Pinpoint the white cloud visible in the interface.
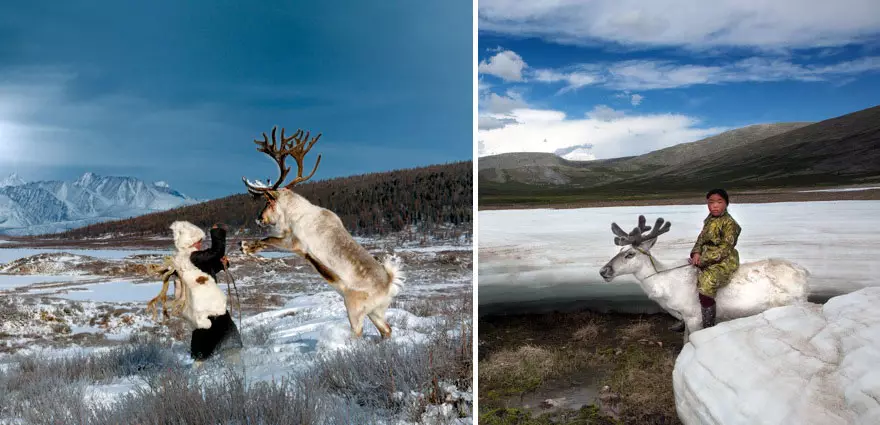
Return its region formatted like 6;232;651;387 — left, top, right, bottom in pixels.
630;93;644;106
478;49;528;81
478;115;518;130
478;0;880;50
477;107;729;159
533;68;601;92
481;89;528;114
602;56;880;90
487;51;880;91
586;105;626;122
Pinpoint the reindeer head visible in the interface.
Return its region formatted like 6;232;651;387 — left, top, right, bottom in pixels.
242;126;323;227
599;215;671;282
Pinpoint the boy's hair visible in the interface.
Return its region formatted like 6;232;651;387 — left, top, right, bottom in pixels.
706;188;730;204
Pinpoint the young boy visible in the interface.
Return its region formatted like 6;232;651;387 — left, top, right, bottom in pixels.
688;188;741;329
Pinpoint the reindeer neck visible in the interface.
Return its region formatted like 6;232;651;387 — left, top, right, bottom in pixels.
279;192;315;221
632;255;660;282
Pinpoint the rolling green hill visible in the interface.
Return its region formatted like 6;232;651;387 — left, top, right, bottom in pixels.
480;104;880;205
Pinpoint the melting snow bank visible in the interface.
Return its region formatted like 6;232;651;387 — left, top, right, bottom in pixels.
673;287;880;425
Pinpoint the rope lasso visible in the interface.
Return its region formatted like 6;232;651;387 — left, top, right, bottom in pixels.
221;257;243;330
632;246;694;280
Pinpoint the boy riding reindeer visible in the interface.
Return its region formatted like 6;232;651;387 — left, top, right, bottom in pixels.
239;126;405;339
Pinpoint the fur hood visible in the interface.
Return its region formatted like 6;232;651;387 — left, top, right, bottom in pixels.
170;221;205;252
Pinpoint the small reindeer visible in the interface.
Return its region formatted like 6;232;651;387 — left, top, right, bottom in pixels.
599;215;810;343
240;126;405;339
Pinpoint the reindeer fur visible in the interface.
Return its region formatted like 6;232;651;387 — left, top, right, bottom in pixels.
241;189;405;339
145;256;185;321
170;221;228;329
600;216;810;344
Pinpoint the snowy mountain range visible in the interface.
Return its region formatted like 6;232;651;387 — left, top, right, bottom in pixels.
554;143;597;161
0;172;200;236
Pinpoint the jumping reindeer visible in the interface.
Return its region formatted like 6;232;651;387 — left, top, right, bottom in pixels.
239;126;405;339
599;215;810;343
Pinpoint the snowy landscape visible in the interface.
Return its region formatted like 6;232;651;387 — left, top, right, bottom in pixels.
0;232;473;424
479;200;880;314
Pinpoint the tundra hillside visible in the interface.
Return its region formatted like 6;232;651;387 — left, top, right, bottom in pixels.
34;161;472;240
479;104;880;208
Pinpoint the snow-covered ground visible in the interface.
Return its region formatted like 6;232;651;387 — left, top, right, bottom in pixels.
479;200;880;311
0;248;164;264
797;186;880;193
0;236;473;424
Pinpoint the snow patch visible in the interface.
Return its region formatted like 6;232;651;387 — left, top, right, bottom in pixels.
673;287;880;425
479;200;880;308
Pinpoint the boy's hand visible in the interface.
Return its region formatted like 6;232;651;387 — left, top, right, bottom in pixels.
221;256;229;267
689;253;701;266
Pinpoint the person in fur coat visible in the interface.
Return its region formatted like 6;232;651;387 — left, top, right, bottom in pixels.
170;221;243;362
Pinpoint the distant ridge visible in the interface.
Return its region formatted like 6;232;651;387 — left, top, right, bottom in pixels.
49;161;473;239
480;104;880;204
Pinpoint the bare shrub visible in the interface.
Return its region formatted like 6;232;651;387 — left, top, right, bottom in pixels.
0;334;182;422
89;369;329;425
242;322;274;347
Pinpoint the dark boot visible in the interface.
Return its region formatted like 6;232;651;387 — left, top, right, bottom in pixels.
701;304;716;328
669;320;686;332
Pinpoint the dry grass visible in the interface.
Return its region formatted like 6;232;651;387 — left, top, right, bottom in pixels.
606;345;678;423
479;311;684;425
479;345;557;399
573;321;602;343
479;344;600;402
619;320;654;341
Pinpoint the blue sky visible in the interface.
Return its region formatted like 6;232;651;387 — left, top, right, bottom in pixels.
477;0;880;160
0;0;472;199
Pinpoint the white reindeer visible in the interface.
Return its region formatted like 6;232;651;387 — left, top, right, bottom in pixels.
598;215;810;343
239;126;405;339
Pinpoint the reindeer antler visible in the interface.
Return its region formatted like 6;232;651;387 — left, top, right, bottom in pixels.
610;215;671;247
283;129;322;189
242;126;323;195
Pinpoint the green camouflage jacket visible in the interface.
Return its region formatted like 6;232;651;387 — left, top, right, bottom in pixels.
691;211;741;266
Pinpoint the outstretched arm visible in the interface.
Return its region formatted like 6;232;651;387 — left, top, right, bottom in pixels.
191;225;227;275
701;220;741;265
241;230;305;257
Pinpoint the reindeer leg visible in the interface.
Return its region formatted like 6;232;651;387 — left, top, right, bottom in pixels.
343;292;368;339
170;274;187;317
367;304;392;340
241;234;293;255
146;271;172;322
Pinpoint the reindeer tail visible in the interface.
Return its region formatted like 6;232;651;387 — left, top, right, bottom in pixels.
382;254;406;297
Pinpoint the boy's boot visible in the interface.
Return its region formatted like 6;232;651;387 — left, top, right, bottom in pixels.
701;304;716;328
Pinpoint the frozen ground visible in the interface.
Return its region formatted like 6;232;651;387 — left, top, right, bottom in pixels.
479;200;880;314
797;186;880;193
0;235;473;424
